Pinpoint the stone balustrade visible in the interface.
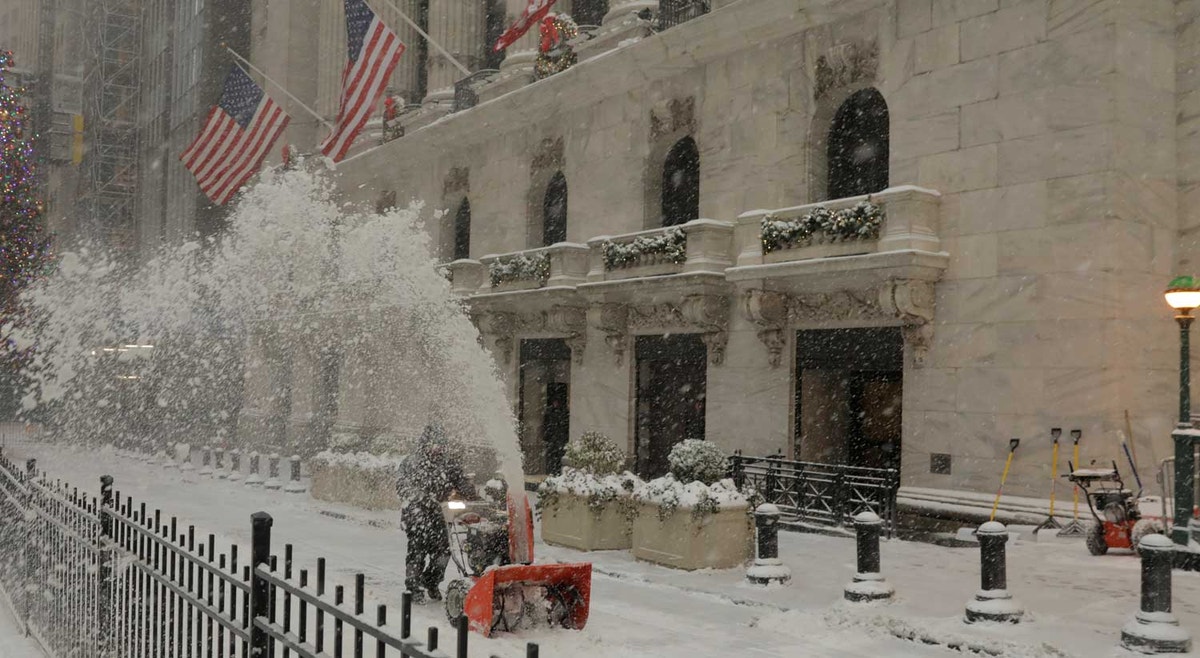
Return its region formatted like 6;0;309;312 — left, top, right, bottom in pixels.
471;243;591;293
585;218;734;282
734;185;942;268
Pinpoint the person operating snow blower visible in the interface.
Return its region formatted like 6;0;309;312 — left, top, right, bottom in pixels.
397;425;477;604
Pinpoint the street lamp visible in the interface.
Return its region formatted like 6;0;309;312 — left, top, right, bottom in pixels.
1165;275;1200;545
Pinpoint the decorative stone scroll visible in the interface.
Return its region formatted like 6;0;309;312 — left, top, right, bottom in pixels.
472;305;588;366
741;280;936;368
815;40;879;99
596;294;730;366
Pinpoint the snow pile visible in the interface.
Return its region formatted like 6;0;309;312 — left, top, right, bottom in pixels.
633;475;748;521
537;467;641;516
310;450;406;475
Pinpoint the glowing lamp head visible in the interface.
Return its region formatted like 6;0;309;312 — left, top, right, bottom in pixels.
447;500;467;510
1166;276;1200;311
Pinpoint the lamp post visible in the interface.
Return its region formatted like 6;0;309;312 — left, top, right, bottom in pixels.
1165;276;1200;545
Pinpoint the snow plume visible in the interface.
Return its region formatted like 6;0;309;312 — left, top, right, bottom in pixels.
14;167;524;495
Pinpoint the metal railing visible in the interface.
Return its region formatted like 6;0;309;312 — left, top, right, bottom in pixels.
453;69;500;113
0;448;543;658
658;0;710;30
728;452;900;537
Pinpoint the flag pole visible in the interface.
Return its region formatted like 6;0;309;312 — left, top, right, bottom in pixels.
223;45;336;132
369;0;472;77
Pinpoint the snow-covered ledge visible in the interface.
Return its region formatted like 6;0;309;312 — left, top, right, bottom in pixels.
735;186;943;268
478;243;591;293
446;258;484;295
585;218;734;283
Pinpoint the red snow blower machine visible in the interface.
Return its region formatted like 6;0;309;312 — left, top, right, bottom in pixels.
1064;460;1167;556
440;493;591;637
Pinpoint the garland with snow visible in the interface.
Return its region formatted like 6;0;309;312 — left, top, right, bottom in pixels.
488;252;551;287
601;227;687;270
761;200;884;254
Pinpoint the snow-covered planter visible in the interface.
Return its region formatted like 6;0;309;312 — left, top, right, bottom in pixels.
761;200;883;254
488;252;550;289
630;475;752;570
538;468;641;551
601;228;686;270
308;450;406;511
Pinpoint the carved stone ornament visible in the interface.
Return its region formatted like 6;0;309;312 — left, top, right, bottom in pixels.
596;303;630;366
788;290;886;324
815;40;880;99
443;166;469;196
603;295;730;366
880;280;936;366
743;290;789;368
546;305;587;364
649;96;697;140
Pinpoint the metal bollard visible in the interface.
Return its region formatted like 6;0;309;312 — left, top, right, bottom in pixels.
177;443;195;472
228;449;242;482
264;453;282;490
844;511;894;602
215;448;228;479
1121;534;1192;653
198;447;213;476
746;504;790;585
964;521;1023;623
245;452;264;486
283;455;306;493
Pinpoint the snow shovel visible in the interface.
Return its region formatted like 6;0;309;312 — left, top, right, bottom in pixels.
1035;429;1063;534
989;438;1021;522
1057;429;1088;538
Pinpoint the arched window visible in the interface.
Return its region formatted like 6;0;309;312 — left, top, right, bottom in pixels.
827;88;889;200
453;198;471;260
542;171;568;246
661;136;699;227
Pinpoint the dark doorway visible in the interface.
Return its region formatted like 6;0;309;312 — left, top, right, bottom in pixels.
453;198;471;260
827;88;889;200
635;334;707;477
518;339;571;476
543;170;568;246
572;0;609;26
661;136;699;227
794;327;902;471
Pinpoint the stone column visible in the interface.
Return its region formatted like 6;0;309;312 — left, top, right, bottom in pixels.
424;0;487;104
382;0;426;105
499;0;539;74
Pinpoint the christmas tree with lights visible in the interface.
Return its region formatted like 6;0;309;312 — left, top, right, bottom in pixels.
0;50;53;418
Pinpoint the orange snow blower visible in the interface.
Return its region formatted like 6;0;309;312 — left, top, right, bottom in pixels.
441;493;591;637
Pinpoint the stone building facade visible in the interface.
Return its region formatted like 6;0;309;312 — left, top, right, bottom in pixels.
247;0;1200;505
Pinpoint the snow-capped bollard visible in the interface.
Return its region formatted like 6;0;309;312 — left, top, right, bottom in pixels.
844;511;894;602
263;453;282;490
965;521;1023;623
228;450;242;482
283;455;306;493
177;443;194;472
1121;534;1192;653
198;447;213;476
215;448;228;479
746;504;790;585
244;452;264;486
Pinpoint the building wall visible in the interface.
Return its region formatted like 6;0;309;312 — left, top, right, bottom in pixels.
249;0;1191;501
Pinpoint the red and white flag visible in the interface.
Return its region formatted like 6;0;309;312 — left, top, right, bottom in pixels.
494;0;558;52
180;66;290;205
319;0;405;162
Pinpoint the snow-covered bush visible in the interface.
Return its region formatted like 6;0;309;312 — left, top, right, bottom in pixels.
537;467;642;519
601;227;686;269
488;252;550;287
668;439;727;486
761;200;883;253
633;474;748;522
562;431;627;476
310;450;406;477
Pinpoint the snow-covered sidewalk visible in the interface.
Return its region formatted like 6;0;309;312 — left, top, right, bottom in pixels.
10;442;1199;658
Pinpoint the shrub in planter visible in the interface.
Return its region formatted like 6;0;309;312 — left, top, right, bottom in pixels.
562;431;627;476
668;439;727;486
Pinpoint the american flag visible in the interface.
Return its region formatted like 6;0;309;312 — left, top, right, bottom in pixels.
180;66;290;205
494;0;558;52
319;0;405;162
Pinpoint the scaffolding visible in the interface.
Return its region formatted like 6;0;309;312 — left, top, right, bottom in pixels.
77;0;141;255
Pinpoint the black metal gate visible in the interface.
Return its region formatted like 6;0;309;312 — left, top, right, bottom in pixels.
729;452;900;536
658;0;710;30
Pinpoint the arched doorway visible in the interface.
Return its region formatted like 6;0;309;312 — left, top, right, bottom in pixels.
661;136;699;227
827;88;889;200
453;198;471;260
543;171;568;246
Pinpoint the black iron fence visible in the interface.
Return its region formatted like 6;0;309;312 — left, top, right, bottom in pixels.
453;70;500;113
0;449;542;658
728;452;900;537
658;0;710;30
